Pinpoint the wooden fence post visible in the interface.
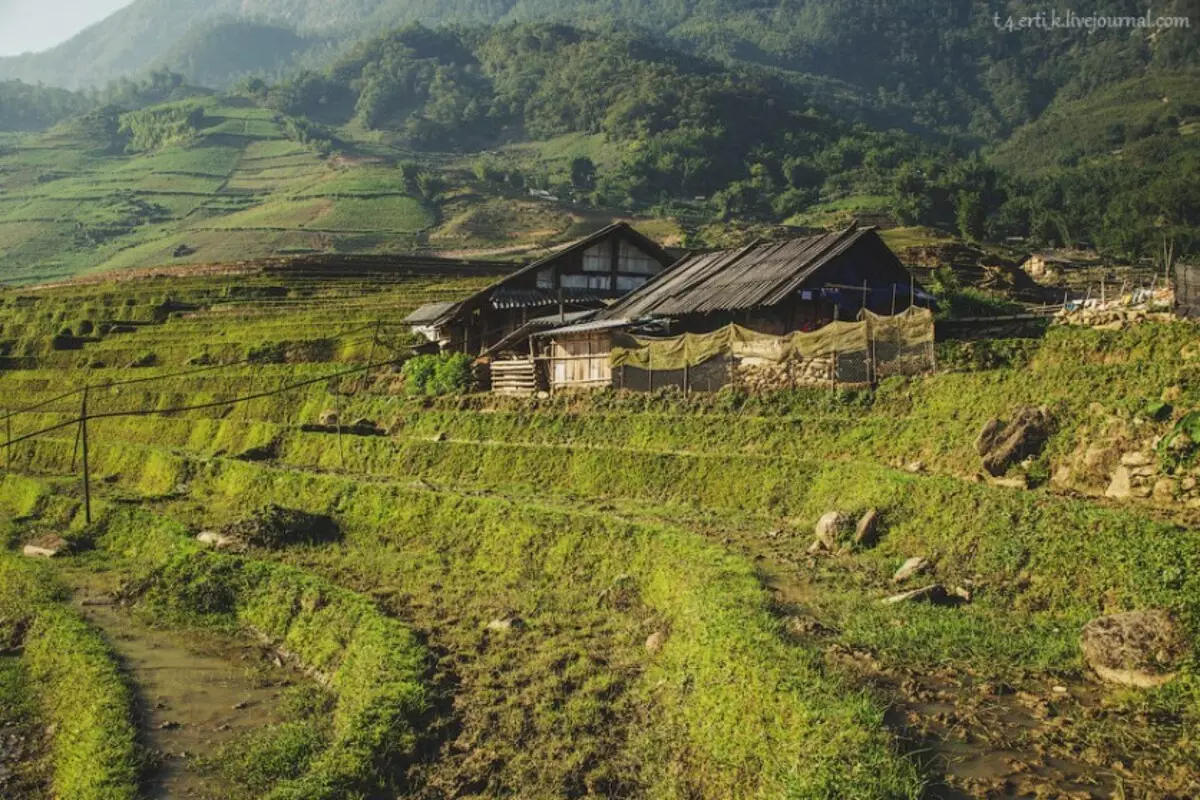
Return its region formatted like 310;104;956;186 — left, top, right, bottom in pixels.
359;320;381;393
334;382;345;469
81;386;92;525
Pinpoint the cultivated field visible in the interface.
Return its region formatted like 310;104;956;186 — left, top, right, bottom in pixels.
2;266;1200;798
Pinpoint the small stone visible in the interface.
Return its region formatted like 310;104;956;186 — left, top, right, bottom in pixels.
1153;478;1178;502
157;721;181;730
893;557;930;584
196;531;236;550
433;432;448;442
1051;685;1068;694
1120;451;1153;467
854;509;880;548
318;409;339;426
1105;466;1133;499
904;461;926;474
232;702;248;710
486;616;524;633
1181;477;1197;491
883;585;945;605
645;631;667;653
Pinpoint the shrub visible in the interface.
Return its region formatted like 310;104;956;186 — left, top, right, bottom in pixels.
401;354;473;397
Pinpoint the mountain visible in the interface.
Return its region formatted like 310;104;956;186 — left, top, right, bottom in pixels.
2;0;1197;143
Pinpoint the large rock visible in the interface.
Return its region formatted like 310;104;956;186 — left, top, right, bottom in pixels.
22;534;68;559
892;557;930;583
976;406;1053;477
814;511;850;549
1080;610;1185;688
854;509;880;548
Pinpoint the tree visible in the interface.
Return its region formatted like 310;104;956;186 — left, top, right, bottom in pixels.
570;156;597;191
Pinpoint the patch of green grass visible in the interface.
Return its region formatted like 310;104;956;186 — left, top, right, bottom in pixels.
97;507;430;800
0;555;140;800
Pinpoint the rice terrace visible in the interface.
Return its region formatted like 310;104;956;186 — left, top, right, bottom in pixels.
1;2;1200;800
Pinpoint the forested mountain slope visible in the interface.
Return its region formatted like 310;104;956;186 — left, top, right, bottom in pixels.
2;0;1196;142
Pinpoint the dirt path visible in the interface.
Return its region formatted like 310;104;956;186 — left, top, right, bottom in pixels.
74;598;295;799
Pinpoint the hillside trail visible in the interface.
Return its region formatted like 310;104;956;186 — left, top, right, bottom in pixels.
67;571;296;799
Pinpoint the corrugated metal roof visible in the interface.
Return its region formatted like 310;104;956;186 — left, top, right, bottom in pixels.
490;288;615;310
532;318;635;337
599;225;907;320
403;301;460;325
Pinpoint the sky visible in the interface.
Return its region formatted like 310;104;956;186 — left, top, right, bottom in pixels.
0;0;134;56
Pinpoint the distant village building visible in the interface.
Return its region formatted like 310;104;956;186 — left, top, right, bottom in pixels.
403;223;674;357
1021;252;1074;281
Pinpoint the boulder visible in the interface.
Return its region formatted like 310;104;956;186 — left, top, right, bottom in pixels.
22;534;68;559
976;406;1053;477
1080;610;1185;688
854;509;880;548
814;511;850;549
892;557;930;584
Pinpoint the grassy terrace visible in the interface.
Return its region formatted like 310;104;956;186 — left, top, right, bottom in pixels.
4;272;1200;796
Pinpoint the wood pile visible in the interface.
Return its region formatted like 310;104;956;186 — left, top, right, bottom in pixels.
491;358;540;396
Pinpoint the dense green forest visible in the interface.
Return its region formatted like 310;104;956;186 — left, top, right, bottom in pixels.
2;0;1198;143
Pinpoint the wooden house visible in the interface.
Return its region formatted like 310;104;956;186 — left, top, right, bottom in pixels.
534;224;930;391
403;223;673;356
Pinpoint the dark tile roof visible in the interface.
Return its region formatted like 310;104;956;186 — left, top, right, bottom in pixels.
599;225;905;320
403;301;461;325
453;222;674;314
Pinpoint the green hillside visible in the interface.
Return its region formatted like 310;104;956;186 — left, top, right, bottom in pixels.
3;268;1200;797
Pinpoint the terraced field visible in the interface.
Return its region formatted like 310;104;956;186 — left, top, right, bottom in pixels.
3;269;1200;798
0;96;688;287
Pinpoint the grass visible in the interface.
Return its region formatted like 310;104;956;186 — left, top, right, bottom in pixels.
0;552;140;800
95;507;430;800
0;94;677;285
6;273;1200;794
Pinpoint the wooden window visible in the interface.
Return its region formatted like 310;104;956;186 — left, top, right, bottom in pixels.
618;241;659;275
587;275;612;291
583;241;612;272
537;268;555;289
561;274;589;289
616;275;648;292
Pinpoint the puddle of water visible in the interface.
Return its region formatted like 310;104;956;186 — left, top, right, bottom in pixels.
77;601;294;799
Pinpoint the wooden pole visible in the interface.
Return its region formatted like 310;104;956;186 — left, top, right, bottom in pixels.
359;320;381;393
71;417;81;473
334;382;344;469
4;410;10;476
891;284;897;316
81;386;91;525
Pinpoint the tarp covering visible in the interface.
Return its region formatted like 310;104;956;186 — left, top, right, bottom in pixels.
610;307;934;369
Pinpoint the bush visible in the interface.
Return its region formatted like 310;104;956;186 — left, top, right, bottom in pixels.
401;354;473;397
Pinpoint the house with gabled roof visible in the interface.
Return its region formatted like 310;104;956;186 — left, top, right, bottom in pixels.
403;223;674;356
